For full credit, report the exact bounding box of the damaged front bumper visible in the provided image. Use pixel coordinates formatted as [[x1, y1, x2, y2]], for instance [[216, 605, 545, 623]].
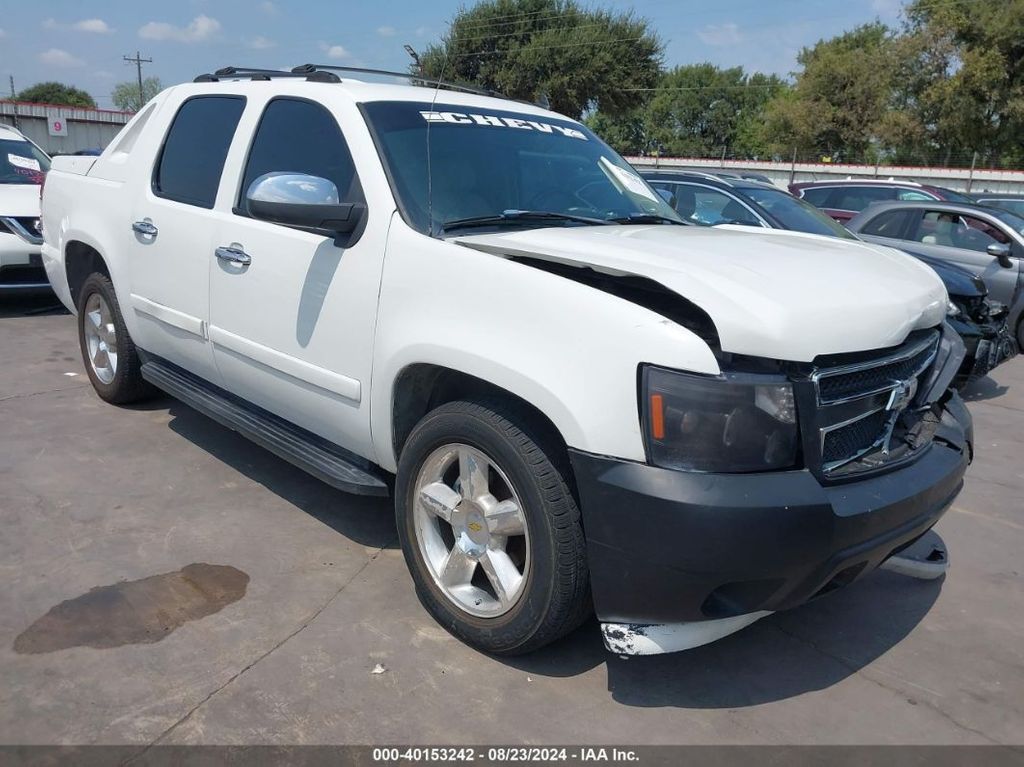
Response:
[[570, 391, 972, 657], [950, 300, 1018, 385]]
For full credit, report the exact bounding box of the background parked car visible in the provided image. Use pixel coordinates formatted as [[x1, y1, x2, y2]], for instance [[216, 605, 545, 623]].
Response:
[[644, 170, 1015, 384], [0, 124, 50, 292], [790, 179, 975, 223], [973, 193, 1024, 218], [643, 170, 854, 237], [848, 200, 1024, 350]]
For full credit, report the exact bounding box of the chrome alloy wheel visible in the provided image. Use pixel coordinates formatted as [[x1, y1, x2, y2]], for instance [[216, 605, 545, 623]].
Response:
[[413, 444, 531, 618], [83, 292, 118, 384]]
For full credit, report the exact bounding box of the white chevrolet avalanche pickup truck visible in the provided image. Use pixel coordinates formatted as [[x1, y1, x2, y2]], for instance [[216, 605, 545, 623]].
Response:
[[41, 65, 973, 656]]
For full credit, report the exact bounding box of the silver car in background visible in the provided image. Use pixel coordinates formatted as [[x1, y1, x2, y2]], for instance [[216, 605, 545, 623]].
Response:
[[847, 200, 1024, 349]]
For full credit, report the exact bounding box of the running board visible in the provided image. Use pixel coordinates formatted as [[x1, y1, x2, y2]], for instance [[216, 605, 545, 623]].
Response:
[[141, 359, 389, 496]]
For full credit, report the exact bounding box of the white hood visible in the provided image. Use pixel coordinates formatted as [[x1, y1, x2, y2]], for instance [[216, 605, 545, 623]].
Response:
[[0, 183, 42, 218], [455, 226, 947, 362]]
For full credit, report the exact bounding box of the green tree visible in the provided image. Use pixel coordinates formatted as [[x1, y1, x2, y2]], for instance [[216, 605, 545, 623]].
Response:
[[757, 23, 900, 161], [15, 81, 96, 108], [111, 77, 163, 112], [418, 0, 662, 118], [904, 0, 1024, 167], [644, 65, 786, 157], [586, 64, 786, 158]]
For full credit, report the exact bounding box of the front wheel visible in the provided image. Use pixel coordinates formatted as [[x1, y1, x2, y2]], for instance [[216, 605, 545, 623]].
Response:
[[395, 400, 590, 655], [77, 273, 154, 404]]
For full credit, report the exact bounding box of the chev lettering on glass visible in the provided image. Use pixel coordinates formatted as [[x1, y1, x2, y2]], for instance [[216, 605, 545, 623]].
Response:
[[419, 111, 588, 140]]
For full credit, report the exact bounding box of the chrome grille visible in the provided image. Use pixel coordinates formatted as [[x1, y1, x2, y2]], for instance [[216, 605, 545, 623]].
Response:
[[807, 331, 941, 475], [814, 334, 939, 405], [821, 410, 889, 464]]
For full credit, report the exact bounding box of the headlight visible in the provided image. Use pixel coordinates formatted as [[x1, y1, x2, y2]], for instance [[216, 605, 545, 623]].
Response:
[[642, 365, 799, 473], [946, 300, 961, 317]]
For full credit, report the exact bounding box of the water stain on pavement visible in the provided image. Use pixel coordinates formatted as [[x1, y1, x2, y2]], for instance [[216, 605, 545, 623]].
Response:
[[14, 563, 248, 654]]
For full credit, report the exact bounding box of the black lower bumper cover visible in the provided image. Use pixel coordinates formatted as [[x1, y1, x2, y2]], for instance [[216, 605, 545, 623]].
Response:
[[570, 393, 973, 626]]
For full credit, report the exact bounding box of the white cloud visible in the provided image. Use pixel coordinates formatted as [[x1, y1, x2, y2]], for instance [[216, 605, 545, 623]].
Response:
[[139, 14, 221, 43], [74, 19, 113, 34], [260, 1, 278, 15], [248, 35, 276, 50], [42, 18, 58, 30], [377, 25, 396, 37], [697, 23, 742, 46], [39, 48, 84, 67], [320, 42, 350, 60]]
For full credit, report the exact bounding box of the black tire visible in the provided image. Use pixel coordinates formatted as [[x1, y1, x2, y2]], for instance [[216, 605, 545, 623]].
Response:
[[395, 399, 591, 655], [1016, 315, 1024, 354], [76, 273, 154, 404]]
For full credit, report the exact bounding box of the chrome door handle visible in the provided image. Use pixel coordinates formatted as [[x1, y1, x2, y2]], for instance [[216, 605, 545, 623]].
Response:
[[132, 220, 158, 237], [215, 246, 252, 266]]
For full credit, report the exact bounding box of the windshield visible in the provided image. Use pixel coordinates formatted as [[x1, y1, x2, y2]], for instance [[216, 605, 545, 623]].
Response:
[[0, 139, 50, 185], [937, 188, 975, 204], [361, 101, 682, 235], [741, 186, 857, 240], [988, 207, 1024, 236]]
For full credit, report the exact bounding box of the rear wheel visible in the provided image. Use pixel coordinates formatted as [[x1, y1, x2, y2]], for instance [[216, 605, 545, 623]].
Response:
[[396, 399, 590, 655], [77, 273, 154, 404]]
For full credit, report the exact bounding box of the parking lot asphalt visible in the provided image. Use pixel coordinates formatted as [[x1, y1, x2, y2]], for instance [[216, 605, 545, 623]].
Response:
[[1, 295, 1023, 747]]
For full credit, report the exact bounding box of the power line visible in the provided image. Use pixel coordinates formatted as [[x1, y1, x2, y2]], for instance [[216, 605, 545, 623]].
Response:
[[123, 51, 152, 110]]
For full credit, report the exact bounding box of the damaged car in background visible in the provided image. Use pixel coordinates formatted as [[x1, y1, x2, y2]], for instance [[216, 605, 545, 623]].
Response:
[[642, 169, 1017, 387], [41, 66, 972, 656]]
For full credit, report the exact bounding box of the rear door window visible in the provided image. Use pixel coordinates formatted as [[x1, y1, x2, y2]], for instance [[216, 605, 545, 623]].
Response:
[[827, 186, 895, 212], [799, 187, 833, 207], [153, 96, 246, 208], [858, 209, 916, 239]]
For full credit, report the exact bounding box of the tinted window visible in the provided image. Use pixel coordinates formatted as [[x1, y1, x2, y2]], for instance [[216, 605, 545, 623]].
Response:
[[240, 98, 361, 209], [828, 186, 895, 211], [154, 96, 245, 208], [859, 209, 915, 238], [799, 187, 832, 206], [0, 138, 50, 185], [361, 101, 680, 235]]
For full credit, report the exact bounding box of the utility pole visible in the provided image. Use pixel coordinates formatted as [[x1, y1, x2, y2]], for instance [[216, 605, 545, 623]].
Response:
[[123, 51, 152, 110], [404, 44, 421, 76], [8, 75, 17, 130]]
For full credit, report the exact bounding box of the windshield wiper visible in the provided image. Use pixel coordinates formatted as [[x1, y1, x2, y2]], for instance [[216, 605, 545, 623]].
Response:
[[442, 209, 615, 232], [608, 213, 689, 225]]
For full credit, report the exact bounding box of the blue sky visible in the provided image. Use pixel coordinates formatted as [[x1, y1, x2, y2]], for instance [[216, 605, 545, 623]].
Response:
[[0, 0, 904, 109]]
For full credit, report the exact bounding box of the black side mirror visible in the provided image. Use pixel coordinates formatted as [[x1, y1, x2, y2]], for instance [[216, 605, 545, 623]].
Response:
[[987, 242, 1014, 268], [246, 172, 365, 244]]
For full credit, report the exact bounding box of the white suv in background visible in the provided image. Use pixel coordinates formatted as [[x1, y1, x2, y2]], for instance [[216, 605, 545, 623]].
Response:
[[0, 124, 50, 291]]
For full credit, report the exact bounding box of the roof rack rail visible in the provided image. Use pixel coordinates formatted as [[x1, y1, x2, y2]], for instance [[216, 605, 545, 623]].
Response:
[[291, 63, 508, 99], [193, 64, 545, 108], [194, 66, 340, 84]]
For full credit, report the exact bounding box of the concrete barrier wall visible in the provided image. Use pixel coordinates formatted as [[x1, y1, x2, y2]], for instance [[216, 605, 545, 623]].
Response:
[[626, 156, 1024, 195]]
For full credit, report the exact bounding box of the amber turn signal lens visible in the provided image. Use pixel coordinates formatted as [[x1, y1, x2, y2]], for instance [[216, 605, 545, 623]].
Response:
[[650, 393, 665, 440]]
